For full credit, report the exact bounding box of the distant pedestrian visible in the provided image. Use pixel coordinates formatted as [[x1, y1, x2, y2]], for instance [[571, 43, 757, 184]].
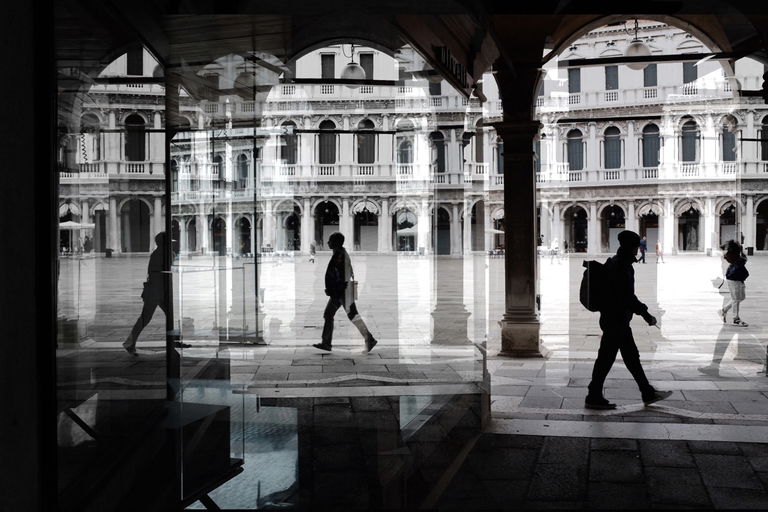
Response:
[[655, 240, 664, 263], [639, 235, 647, 263], [719, 240, 749, 327], [313, 232, 378, 353], [309, 241, 316, 263], [83, 235, 93, 254], [585, 230, 672, 410]]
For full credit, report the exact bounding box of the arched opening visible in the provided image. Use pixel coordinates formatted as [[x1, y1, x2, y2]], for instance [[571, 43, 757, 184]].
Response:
[[461, 132, 473, 170], [434, 207, 451, 255], [212, 154, 223, 189], [471, 201, 485, 251], [237, 153, 249, 189], [280, 121, 298, 164], [92, 205, 107, 253], [564, 205, 588, 253], [603, 126, 621, 169], [719, 203, 738, 247], [567, 129, 583, 170], [642, 124, 660, 168], [757, 200, 768, 251], [318, 120, 336, 164], [639, 211, 659, 246], [721, 116, 738, 162], [681, 120, 699, 162], [356, 119, 375, 164], [493, 215, 505, 251], [171, 159, 179, 191], [284, 209, 301, 251], [187, 218, 197, 253], [212, 217, 226, 256], [124, 114, 146, 162], [79, 113, 101, 162], [120, 199, 150, 252], [314, 201, 339, 250], [678, 206, 701, 251], [393, 209, 417, 252], [59, 204, 80, 253], [601, 205, 626, 252], [430, 132, 446, 173], [237, 217, 251, 255], [353, 204, 378, 251], [397, 138, 413, 164]]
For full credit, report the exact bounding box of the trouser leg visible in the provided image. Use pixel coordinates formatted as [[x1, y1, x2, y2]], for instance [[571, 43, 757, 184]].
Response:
[[322, 298, 341, 345], [344, 301, 370, 340], [722, 297, 733, 314], [124, 301, 159, 349], [617, 331, 652, 394], [588, 332, 620, 397], [733, 300, 741, 319]]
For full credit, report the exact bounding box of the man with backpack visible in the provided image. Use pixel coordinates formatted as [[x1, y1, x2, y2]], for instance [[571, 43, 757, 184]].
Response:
[[584, 230, 672, 410]]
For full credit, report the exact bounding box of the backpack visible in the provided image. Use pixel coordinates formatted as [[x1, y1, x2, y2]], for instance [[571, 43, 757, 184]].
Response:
[[580, 259, 608, 312]]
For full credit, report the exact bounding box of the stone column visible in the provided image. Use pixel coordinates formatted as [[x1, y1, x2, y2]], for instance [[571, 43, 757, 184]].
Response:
[[492, 120, 542, 357], [552, 203, 561, 248], [451, 203, 462, 255], [379, 198, 391, 252], [225, 210, 234, 255], [745, 195, 755, 250], [153, 196, 163, 237], [627, 202, 636, 235], [463, 201, 472, 254], [109, 197, 119, 253], [249, 214, 256, 254], [197, 213, 209, 254], [418, 198, 430, 254], [263, 200, 274, 250], [483, 202, 492, 251], [588, 202, 598, 254], [704, 197, 715, 253], [663, 198, 675, 254], [341, 198, 352, 250], [302, 197, 311, 254], [180, 218, 189, 254]]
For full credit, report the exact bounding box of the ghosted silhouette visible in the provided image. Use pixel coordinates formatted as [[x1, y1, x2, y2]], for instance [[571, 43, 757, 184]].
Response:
[[313, 232, 377, 353], [585, 230, 672, 410], [123, 232, 187, 355], [719, 239, 750, 327]]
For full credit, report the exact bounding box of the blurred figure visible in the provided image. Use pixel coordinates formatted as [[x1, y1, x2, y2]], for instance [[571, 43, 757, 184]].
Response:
[[655, 240, 664, 263], [719, 240, 749, 327], [639, 235, 647, 263]]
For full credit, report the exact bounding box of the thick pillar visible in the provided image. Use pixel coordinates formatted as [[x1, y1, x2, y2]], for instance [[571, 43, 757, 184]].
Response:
[[180, 217, 189, 254], [744, 195, 755, 249], [341, 198, 352, 250], [451, 203, 462, 255], [153, 196, 163, 237], [493, 120, 542, 357], [108, 197, 119, 253], [663, 198, 675, 254], [418, 198, 430, 254], [301, 197, 311, 254], [249, 214, 256, 254], [627, 202, 636, 234], [263, 200, 274, 249], [552, 203, 562, 248], [463, 201, 472, 253], [588, 202, 598, 254], [379, 198, 391, 252], [704, 197, 715, 253], [197, 213, 209, 254], [483, 202, 492, 251], [539, 201, 550, 247]]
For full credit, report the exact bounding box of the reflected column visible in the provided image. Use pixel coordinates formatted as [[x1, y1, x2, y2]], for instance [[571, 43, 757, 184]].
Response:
[[588, 202, 598, 254], [493, 120, 542, 357], [109, 197, 118, 253], [379, 198, 391, 252], [451, 203, 461, 255]]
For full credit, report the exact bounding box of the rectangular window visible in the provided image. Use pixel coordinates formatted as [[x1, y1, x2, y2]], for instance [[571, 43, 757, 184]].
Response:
[[359, 53, 374, 80], [321, 54, 335, 79], [568, 68, 580, 94], [429, 82, 441, 96], [643, 64, 657, 87], [605, 65, 618, 90], [643, 135, 660, 167], [604, 138, 621, 168], [126, 46, 143, 76], [683, 62, 697, 83]]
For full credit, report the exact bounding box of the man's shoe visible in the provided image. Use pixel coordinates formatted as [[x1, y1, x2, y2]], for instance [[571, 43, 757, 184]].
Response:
[[173, 341, 192, 349], [313, 343, 332, 352], [125, 346, 138, 356], [584, 395, 617, 410], [642, 389, 673, 405], [698, 365, 720, 377], [365, 334, 377, 353], [734, 318, 749, 327]]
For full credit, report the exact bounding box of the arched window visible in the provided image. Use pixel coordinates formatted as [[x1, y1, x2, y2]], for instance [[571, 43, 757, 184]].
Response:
[[212, 155, 223, 188], [80, 113, 101, 161], [642, 124, 660, 167], [280, 121, 297, 164], [462, 132, 473, 166], [124, 114, 145, 161], [721, 117, 737, 162], [430, 132, 445, 173], [604, 126, 621, 169], [567, 129, 583, 170], [356, 119, 375, 164], [762, 115, 768, 161], [397, 139, 413, 164], [681, 120, 699, 162], [318, 120, 336, 164], [171, 159, 179, 190], [237, 153, 249, 188]]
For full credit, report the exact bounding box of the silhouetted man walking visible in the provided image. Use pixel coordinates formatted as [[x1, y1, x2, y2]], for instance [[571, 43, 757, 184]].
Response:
[[313, 232, 377, 353], [585, 230, 672, 409]]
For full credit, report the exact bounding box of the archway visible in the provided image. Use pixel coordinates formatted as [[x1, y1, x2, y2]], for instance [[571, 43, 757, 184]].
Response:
[[493, 215, 505, 250], [187, 218, 197, 253], [639, 212, 659, 249], [212, 217, 226, 255], [434, 207, 451, 255], [354, 208, 378, 251], [718, 203, 738, 247], [393, 209, 417, 252], [284, 210, 301, 251], [563, 205, 588, 253], [757, 201, 768, 251], [93, 206, 107, 253], [678, 207, 701, 251], [237, 217, 251, 254], [120, 199, 150, 252], [601, 205, 625, 252], [471, 201, 485, 251], [314, 201, 339, 250]]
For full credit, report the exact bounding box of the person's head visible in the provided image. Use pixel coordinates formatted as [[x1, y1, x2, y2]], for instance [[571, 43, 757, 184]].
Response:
[[155, 232, 166, 246], [617, 230, 641, 258], [642, 235, 647, 240], [328, 232, 345, 250]]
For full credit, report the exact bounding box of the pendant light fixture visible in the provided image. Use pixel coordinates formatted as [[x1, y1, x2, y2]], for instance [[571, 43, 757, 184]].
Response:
[[341, 44, 366, 88], [624, 19, 651, 70]]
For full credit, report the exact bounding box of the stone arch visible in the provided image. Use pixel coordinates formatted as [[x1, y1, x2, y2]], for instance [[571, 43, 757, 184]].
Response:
[[120, 111, 151, 125], [674, 198, 704, 216], [117, 196, 153, 215], [311, 197, 341, 213], [274, 198, 303, 216], [560, 202, 591, 220]]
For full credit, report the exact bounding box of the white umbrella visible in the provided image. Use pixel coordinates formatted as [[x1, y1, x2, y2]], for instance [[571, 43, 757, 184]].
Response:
[[396, 226, 417, 235], [59, 220, 95, 230]]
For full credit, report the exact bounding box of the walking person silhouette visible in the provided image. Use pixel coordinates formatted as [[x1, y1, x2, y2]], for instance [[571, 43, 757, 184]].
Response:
[[313, 232, 378, 353], [123, 232, 188, 355], [719, 240, 749, 327], [585, 230, 672, 409]]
